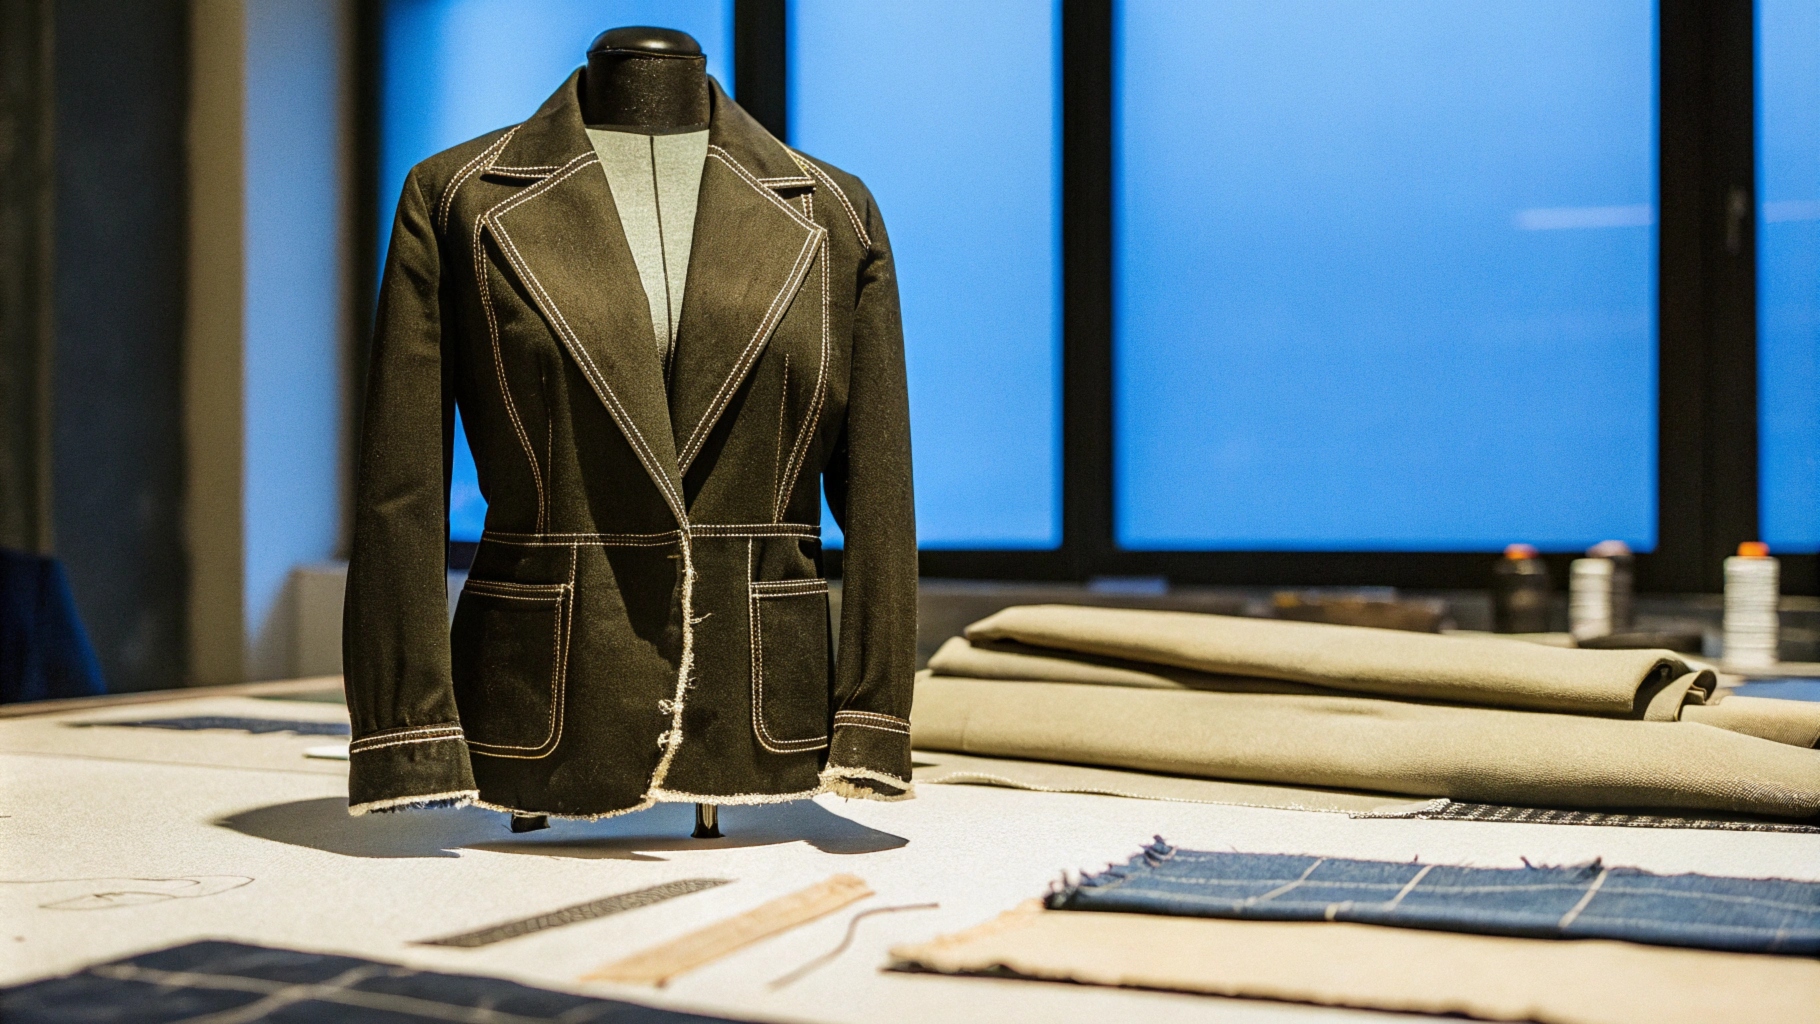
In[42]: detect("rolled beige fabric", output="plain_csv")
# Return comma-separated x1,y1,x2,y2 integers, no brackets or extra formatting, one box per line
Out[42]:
891,903,1820,1024
965,605,1711,719
910,675,1820,818
931,635,1820,748
1683,691,1820,748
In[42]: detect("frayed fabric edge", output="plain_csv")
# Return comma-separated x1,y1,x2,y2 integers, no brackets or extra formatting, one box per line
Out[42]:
1349,798,1452,819
1044,836,1175,908
347,790,479,817
471,795,658,823
647,785,825,807
820,765,915,802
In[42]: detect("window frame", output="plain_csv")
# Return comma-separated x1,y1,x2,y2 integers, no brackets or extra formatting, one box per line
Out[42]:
357,0,1814,594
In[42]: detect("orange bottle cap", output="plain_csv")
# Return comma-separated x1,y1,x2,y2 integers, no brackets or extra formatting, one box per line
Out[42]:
1503,544,1538,560
1737,541,1770,558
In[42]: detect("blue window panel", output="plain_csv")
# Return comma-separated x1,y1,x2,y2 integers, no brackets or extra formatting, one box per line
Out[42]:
1759,0,1820,552
379,0,734,541
1114,1,1657,551
789,0,1062,550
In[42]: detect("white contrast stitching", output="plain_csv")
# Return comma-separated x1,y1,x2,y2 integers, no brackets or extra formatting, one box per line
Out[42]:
436,127,518,232
772,352,789,520
791,152,871,251
747,540,831,754
348,724,464,755
472,217,547,530
834,710,910,727
676,149,825,473
774,236,830,521
457,569,572,759
488,154,687,520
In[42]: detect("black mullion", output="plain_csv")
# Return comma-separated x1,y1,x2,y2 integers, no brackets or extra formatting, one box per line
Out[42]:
1061,0,1115,578
1653,0,1756,594
1698,0,1758,585
734,0,788,140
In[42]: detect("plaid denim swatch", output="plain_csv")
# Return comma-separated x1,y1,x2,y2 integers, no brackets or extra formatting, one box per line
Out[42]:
0,940,745,1023
1047,838,1820,955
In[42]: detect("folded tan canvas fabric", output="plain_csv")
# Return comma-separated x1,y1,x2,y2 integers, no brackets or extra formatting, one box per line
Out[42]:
964,605,1712,718
928,636,1330,694
910,750,1440,815
910,675,1820,817
889,903,1820,1024
930,636,1820,748
1683,691,1820,748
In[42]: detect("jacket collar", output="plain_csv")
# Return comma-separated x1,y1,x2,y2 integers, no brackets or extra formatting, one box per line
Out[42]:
482,74,825,521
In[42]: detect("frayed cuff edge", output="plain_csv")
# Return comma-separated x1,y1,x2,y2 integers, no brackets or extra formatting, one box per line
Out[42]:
347,789,479,817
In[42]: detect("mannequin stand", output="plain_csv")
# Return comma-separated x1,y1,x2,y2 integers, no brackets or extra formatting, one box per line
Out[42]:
692,802,721,839
510,814,549,833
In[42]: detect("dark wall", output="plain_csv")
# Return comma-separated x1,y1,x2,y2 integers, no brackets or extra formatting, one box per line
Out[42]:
52,0,189,690
0,0,54,553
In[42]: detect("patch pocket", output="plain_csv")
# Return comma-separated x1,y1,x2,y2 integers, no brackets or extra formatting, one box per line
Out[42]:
451,579,571,757
748,578,832,754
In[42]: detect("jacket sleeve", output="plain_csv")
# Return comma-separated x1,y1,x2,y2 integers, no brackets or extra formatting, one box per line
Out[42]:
341,166,477,815
820,181,917,800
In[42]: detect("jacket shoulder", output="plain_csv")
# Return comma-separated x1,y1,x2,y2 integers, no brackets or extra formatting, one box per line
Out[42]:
401,126,518,212
789,150,882,250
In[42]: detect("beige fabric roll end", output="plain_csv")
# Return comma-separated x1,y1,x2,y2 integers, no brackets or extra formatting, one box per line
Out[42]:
964,604,1712,717
890,904,1820,1024
1684,692,1820,748
910,675,1820,818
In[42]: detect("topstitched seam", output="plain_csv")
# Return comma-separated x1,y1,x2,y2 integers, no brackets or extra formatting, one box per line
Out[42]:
834,710,909,727
437,127,518,232
791,153,872,252
772,352,790,521
775,236,830,522
676,150,825,472
488,154,687,519
747,540,832,754
464,547,574,759
472,216,547,530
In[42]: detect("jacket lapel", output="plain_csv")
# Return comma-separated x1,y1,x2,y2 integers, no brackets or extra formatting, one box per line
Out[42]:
483,74,685,519
668,84,827,475
479,74,822,513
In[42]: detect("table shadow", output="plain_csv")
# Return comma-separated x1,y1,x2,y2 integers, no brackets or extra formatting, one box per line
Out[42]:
216,797,905,859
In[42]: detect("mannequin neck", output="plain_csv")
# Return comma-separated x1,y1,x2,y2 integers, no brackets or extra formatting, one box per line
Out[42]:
582,51,710,130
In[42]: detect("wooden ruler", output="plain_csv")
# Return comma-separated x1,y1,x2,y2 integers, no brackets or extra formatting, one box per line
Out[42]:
582,874,872,986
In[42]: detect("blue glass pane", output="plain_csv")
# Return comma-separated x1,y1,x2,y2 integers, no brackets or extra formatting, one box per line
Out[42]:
1759,0,1820,552
379,0,735,541
1114,0,1657,551
789,0,1062,550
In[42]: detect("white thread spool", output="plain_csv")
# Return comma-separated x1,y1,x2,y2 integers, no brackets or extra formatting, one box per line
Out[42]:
1723,543,1780,668
1569,558,1614,641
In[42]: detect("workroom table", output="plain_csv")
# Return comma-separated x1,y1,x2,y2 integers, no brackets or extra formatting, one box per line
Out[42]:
6,679,1818,1022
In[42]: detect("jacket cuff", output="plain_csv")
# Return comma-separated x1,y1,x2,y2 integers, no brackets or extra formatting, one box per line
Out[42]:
346,725,478,815
820,712,913,801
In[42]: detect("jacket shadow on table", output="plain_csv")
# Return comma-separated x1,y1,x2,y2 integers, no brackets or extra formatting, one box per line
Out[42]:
215,796,905,860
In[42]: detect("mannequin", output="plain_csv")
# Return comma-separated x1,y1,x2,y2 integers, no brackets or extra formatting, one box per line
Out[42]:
347,17,916,833
509,28,723,841
581,27,711,130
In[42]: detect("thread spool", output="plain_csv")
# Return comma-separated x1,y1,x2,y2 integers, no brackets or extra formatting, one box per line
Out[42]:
1569,558,1614,641
1723,542,1779,668
1586,539,1634,632
1492,544,1551,634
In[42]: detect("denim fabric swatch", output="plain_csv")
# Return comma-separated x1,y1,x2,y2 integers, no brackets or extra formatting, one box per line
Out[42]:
1047,839,1820,955
0,940,747,1023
